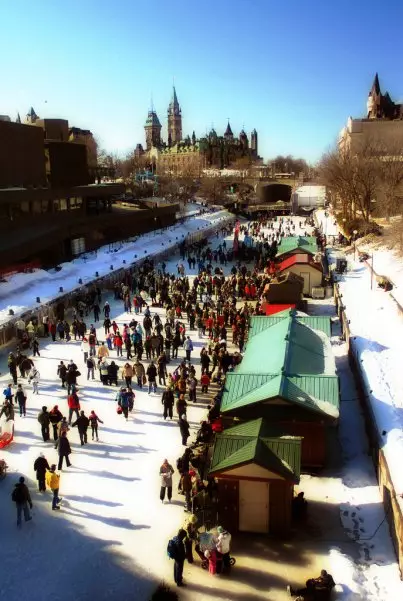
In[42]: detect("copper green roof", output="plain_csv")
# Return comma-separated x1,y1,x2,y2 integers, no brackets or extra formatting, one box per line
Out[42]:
276,236,318,257
249,311,331,338
209,418,301,482
221,314,339,419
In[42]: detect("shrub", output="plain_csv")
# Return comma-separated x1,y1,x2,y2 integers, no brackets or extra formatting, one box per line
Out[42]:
336,215,382,238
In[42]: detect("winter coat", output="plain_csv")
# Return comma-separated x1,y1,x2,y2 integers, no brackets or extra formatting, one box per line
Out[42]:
159,463,174,487
72,415,90,431
146,364,157,381
67,394,80,410
89,413,103,427
108,362,119,379
57,436,71,456
45,470,60,491
133,362,145,377
98,345,109,358
49,408,63,425
33,456,50,477
116,390,130,408
176,398,187,416
12,482,32,505
57,364,67,379
183,338,193,351
122,364,133,378
37,409,50,426
179,418,190,438
216,531,231,554
162,389,174,407
15,389,27,405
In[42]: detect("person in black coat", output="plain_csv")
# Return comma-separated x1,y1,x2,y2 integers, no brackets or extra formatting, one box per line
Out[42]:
57,431,72,469
12,477,33,527
33,453,50,491
49,405,63,441
37,406,50,441
162,387,174,420
108,361,119,386
72,410,90,445
179,414,190,446
171,529,187,587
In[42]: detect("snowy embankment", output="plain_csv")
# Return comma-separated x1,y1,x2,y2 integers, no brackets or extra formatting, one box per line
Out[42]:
316,209,403,518
0,209,234,326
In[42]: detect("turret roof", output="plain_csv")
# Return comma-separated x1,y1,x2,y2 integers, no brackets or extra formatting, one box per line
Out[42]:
371,73,381,96
224,121,233,136
168,86,180,114
145,110,161,128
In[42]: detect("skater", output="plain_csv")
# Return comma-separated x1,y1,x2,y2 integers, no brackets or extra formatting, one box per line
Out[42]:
72,410,89,445
122,363,133,388
12,476,33,527
3,382,14,403
87,356,96,380
32,337,40,357
159,459,175,503
133,359,145,388
184,336,193,362
49,405,63,441
57,431,72,469
67,390,80,424
28,366,40,394
15,384,27,416
57,361,67,388
162,386,174,420
147,361,157,394
89,410,103,441
37,406,50,441
46,465,62,510
8,353,18,385
33,452,50,491
167,529,187,587
179,414,190,446
116,387,130,421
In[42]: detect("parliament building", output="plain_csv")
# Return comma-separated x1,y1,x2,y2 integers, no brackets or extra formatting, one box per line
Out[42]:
136,87,259,174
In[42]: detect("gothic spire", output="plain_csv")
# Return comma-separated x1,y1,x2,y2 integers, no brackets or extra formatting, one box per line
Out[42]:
16,112,21,124
371,73,381,96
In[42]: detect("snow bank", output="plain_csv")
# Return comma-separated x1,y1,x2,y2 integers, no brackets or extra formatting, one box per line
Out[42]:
0,209,234,326
318,209,403,517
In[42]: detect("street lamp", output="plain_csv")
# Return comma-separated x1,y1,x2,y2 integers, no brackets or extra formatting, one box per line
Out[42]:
353,229,358,260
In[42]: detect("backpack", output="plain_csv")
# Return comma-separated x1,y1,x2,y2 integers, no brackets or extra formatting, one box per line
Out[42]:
167,538,177,560
12,486,25,503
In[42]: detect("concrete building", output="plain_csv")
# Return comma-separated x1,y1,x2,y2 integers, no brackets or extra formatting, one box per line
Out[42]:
0,112,177,270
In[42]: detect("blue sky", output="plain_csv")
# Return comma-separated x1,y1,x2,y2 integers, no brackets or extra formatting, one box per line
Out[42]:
0,0,402,162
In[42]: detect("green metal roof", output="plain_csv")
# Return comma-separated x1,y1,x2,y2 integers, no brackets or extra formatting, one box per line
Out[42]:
221,314,339,419
209,418,301,482
276,236,318,258
249,311,331,339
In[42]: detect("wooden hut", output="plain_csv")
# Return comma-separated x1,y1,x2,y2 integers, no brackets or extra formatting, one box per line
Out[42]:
209,418,301,535
261,272,304,315
220,311,338,468
275,254,323,296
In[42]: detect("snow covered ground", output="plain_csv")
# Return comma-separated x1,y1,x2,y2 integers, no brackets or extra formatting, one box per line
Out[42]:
0,208,233,326
1,213,403,600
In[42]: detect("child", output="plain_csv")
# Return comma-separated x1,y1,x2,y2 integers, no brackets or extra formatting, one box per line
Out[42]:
28,367,40,394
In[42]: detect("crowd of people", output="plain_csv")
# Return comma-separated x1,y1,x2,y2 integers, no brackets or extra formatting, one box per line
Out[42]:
2,214,336,593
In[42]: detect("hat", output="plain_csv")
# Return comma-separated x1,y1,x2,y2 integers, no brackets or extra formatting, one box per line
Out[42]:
217,526,224,534
51,464,56,470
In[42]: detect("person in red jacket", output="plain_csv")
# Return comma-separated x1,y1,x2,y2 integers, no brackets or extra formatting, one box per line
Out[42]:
114,332,123,357
49,322,57,342
200,373,210,394
67,391,80,425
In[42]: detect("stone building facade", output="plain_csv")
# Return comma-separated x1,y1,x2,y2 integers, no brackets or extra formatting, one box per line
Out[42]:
140,87,259,174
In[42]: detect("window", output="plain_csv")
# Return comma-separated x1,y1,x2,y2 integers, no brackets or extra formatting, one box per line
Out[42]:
71,237,85,256
60,198,67,210
20,201,30,213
